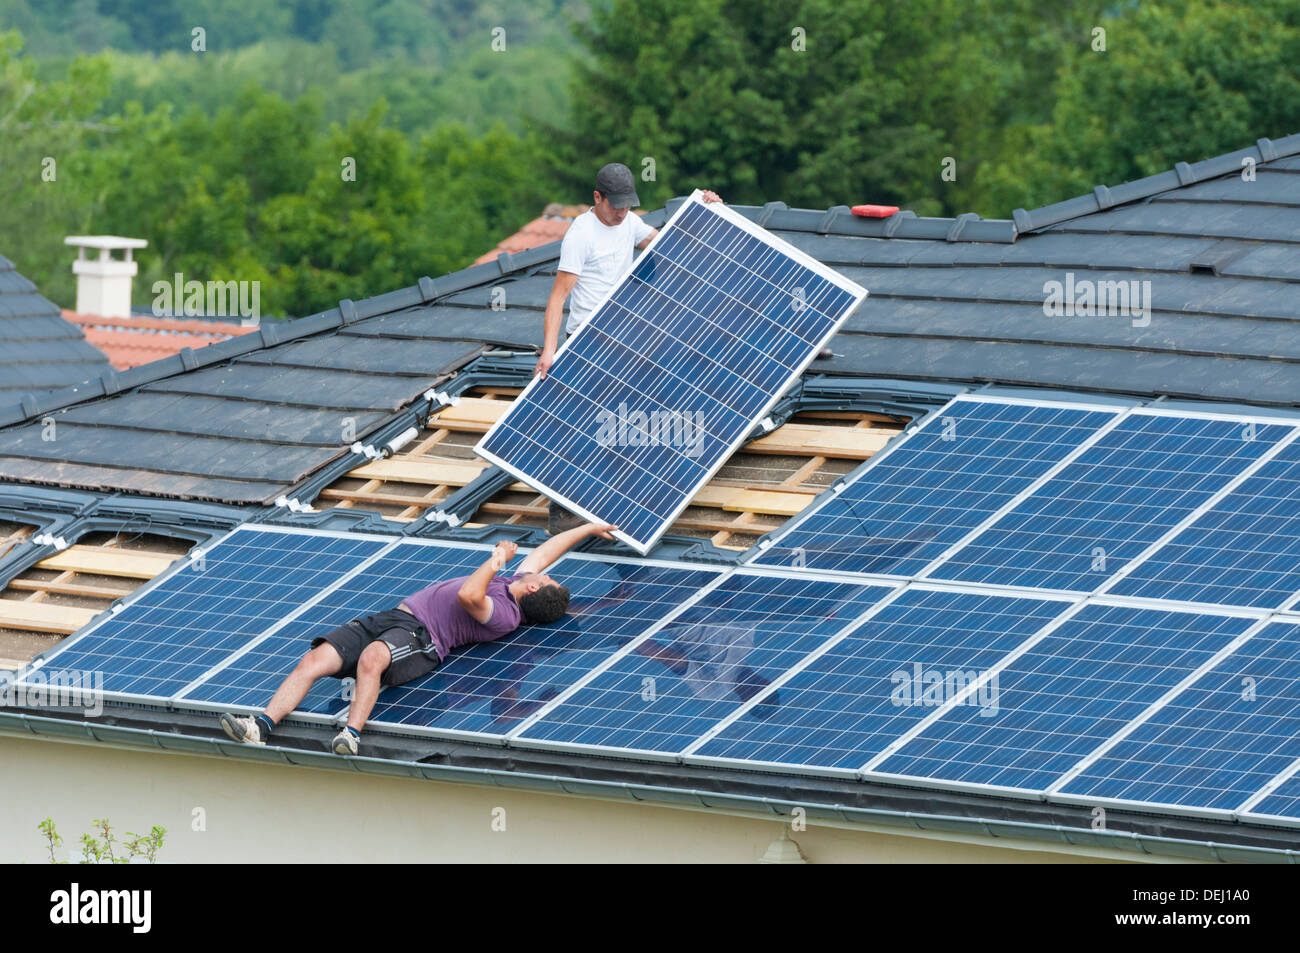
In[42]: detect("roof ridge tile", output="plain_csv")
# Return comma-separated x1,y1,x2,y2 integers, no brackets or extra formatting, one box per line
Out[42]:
1014,133,1300,234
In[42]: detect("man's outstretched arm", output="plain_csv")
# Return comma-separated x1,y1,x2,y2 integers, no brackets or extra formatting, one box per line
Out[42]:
458,540,517,623
518,522,617,575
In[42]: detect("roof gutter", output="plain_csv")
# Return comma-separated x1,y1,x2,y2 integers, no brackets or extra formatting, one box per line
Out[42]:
3,710,1294,864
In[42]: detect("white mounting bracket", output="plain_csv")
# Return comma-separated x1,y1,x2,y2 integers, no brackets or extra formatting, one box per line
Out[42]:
425,510,463,527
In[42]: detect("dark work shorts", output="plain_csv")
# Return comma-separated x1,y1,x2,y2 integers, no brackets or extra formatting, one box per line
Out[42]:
311,608,441,687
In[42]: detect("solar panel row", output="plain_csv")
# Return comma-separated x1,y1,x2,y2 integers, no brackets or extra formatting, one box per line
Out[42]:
513,571,890,755
753,399,1300,611
35,529,390,700
752,398,1122,577
871,604,1253,792
935,413,1296,592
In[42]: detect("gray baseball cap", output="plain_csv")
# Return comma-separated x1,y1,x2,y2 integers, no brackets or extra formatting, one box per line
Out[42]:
595,162,640,208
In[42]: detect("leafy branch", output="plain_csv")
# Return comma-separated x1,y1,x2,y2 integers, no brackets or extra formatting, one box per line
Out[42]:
39,817,167,864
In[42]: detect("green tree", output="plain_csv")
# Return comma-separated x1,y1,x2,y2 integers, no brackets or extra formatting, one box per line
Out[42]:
550,0,1106,215
0,29,113,305
976,0,1300,214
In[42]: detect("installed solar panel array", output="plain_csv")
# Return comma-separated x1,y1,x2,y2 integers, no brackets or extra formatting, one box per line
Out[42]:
476,191,866,554
15,390,1300,829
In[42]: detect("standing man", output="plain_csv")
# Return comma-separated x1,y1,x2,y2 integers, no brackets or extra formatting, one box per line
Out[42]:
532,162,720,532
533,163,721,379
218,521,616,755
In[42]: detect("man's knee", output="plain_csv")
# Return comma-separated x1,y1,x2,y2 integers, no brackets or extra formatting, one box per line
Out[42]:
300,641,342,676
357,641,391,678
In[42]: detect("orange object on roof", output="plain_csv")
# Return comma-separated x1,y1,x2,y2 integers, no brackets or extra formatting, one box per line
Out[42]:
62,311,257,370
851,204,900,218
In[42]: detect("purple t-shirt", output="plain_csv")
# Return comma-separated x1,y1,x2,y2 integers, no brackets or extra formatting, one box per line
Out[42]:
402,574,524,661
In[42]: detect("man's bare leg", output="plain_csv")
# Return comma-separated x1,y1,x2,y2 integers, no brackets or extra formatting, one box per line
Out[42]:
220,641,344,745
346,641,392,733
264,642,344,722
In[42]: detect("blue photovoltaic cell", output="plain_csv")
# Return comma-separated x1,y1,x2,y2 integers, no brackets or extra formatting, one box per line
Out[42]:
184,541,491,712
1061,621,1300,811
752,399,1118,576
26,529,387,699
368,559,720,736
1110,439,1300,608
934,414,1296,592
478,198,862,551
874,605,1252,792
1248,772,1300,820
519,573,887,753
695,589,1067,770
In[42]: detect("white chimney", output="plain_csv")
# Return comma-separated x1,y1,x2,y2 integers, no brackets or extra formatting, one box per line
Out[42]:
65,235,147,318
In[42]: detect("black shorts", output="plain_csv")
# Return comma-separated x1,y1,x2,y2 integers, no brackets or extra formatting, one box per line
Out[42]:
311,608,441,687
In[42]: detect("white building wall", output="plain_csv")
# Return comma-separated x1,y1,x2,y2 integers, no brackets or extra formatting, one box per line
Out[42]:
0,736,1141,863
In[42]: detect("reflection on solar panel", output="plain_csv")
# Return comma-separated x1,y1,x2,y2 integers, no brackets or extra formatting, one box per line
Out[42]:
476,192,866,553
934,413,1296,592
751,399,1120,577
514,572,887,754
1109,438,1300,608
873,605,1253,792
1058,620,1300,811
690,588,1069,771
23,528,387,699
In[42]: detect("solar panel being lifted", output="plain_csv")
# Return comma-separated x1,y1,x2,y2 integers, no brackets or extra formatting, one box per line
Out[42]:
476,190,867,553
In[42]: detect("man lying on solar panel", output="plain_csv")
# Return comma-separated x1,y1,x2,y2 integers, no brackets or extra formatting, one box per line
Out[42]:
218,521,617,755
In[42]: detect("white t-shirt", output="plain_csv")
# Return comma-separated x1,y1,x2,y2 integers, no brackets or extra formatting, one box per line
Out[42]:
557,209,655,334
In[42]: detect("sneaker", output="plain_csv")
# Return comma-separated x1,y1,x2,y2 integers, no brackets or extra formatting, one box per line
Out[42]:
332,728,359,756
219,712,265,746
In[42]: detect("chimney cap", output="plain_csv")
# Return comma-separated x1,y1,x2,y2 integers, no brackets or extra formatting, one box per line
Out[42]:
64,235,148,250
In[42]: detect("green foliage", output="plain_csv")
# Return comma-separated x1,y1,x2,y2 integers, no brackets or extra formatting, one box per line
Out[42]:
38,817,62,863
77,91,551,316
0,29,113,305
3,0,580,60
1,25,556,316
552,0,1110,215
555,0,1300,217
90,39,571,138
975,0,1300,213
38,817,167,864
